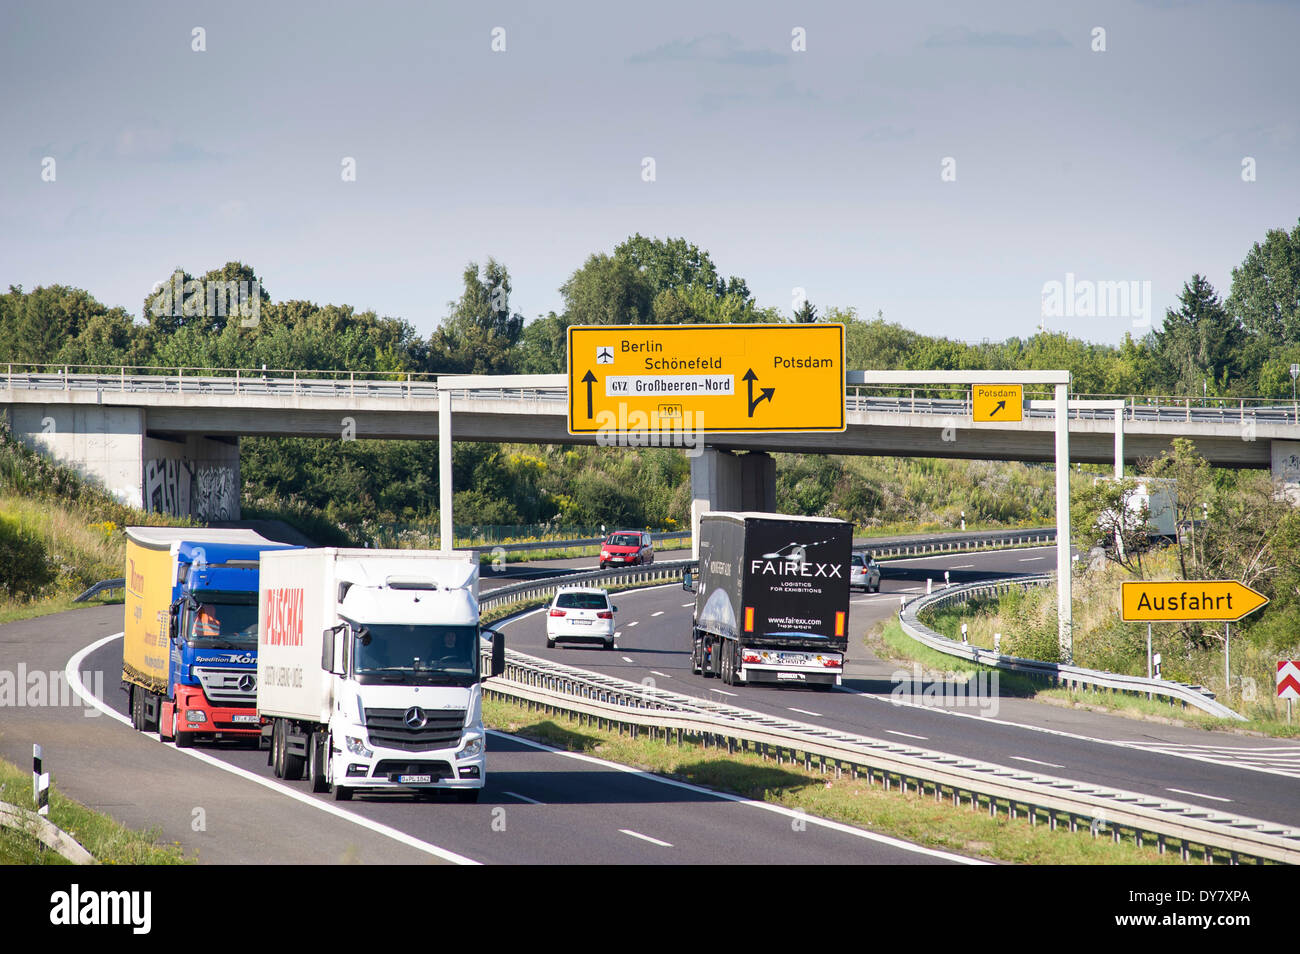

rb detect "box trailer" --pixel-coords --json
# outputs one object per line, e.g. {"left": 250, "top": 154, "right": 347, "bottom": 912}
{"left": 256, "top": 548, "right": 505, "bottom": 802}
{"left": 685, "top": 512, "right": 853, "bottom": 688}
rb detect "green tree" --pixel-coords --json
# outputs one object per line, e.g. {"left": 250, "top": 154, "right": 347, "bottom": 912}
{"left": 1151, "top": 275, "right": 1243, "bottom": 393}
{"left": 1228, "top": 218, "right": 1300, "bottom": 343}
{"left": 428, "top": 260, "right": 524, "bottom": 374}
{"left": 559, "top": 254, "right": 655, "bottom": 326}
{"left": 792, "top": 299, "right": 818, "bottom": 323}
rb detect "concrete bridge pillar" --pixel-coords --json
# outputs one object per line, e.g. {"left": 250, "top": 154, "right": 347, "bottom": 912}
{"left": 4, "top": 403, "right": 240, "bottom": 521}
{"left": 1272, "top": 439, "right": 1300, "bottom": 504}
{"left": 690, "top": 448, "right": 776, "bottom": 557}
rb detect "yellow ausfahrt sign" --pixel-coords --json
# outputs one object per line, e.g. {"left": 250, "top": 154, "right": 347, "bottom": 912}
{"left": 972, "top": 384, "right": 1023, "bottom": 423}
{"left": 567, "top": 324, "right": 845, "bottom": 435}
{"left": 1120, "top": 580, "right": 1269, "bottom": 622}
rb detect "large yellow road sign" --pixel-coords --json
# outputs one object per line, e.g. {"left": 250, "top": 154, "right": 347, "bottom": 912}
{"left": 567, "top": 324, "right": 845, "bottom": 434}
{"left": 1120, "top": 580, "right": 1269, "bottom": 622}
{"left": 972, "top": 384, "right": 1023, "bottom": 423}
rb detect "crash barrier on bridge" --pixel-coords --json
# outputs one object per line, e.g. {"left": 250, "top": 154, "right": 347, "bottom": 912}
{"left": 478, "top": 647, "right": 1299, "bottom": 865}
{"left": 9, "top": 364, "right": 1300, "bottom": 426}
{"left": 72, "top": 578, "right": 125, "bottom": 603}
{"left": 898, "top": 576, "right": 1246, "bottom": 721}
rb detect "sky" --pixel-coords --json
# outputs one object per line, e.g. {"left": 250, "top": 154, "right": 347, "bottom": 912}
{"left": 2, "top": 0, "right": 1298, "bottom": 346}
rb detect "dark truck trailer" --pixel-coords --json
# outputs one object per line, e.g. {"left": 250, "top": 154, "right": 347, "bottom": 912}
{"left": 687, "top": 512, "right": 852, "bottom": 689}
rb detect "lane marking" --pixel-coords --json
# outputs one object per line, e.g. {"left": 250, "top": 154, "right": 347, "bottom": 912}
{"left": 1166, "top": 788, "right": 1232, "bottom": 803}
{"left": 622, "top": 656, "right": 635, "bottom": 663}
{"left": 681, "top": 602, "right": 695, "bottom": 608}
{"left": 788, "top": 707, "right": 822, "bottom": 717}
{"left": 650, "top": 670, "right": 671, "bottom": 678}
{"left": 886, "top": 730, "right": 928, "bottom": 741}
{"left": 1010, "top": 756, "right": 1064, "bottom": 769}
{"left": 651, "top": 611, "right": 664, "bottom": 617}
{"left": 1018, "top": 557, "right": 1045, "bottom": 562}
{"left": 503, "top": 790, "right": 544, "bottom": 805}
{"left": 67, "top": 632, "right": 480, "bottom": 866}
{"left": 949, "top": 564, "right": 975, "bottom": 569}
{"left": 620, "top": 828, "right": 673, "bottom": 847}
{"left": 492, "top": 730, "right": 983, "bottom": 864}
{"left": 711, "top": 688, "right": 737, "bottom": 697}
{"left": 626, "top": 621, "right": 639, "bottom": 627}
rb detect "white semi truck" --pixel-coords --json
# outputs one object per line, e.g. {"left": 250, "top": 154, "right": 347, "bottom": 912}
{"left": 256, "top": 548, "right": 505, "bottom": 802}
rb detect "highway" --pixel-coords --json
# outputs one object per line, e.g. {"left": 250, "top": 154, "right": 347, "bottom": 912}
{"left": 494, "top": 546, "right": 1300, "bottom": 830}
{"left": 0, "top": 606, "right": 970, "bottom": 865}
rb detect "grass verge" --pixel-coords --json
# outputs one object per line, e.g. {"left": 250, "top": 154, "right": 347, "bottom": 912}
{"left": 0, "top": 758, "right": 191, "bottom": 864}
{"left": 482, "top": 694, "right": 1215, "bottom": 865}
{"left": 871, "top": 616, "right": 1300, "bottom": 738}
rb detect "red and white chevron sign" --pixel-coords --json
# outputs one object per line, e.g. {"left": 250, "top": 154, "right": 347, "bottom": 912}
{"left": 1278, "top": 661, "right": 1300, "bottom": 700}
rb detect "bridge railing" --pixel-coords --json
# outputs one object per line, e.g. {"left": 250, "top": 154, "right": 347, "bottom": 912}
{"left": 6, "top": 364, "right": 1299, "bottom": 423}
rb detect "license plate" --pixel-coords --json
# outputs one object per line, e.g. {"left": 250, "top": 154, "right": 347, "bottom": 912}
{"left": 231, "top": 714, "right": 259, "bottom": 724}
{"left": 779, "top": 653, "right": 809, "bottom": 665}
{"left": 612, "top": 557, "right": 625, "bottom": 561}
{"left": 399, "top": 774, "right": 432, "bottom": 784}
{"left": 776, "top": 672, "right": 803, "bottom": 680}
{"left": 572, "top": 619, "right": 592, "bottom": 625}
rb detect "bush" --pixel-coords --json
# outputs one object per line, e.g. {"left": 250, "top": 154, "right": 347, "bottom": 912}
{"left": 0, "top": 514, "right": 54, "bottom": 598}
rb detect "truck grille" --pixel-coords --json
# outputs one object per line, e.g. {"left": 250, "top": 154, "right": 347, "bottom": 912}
{"left": 364, "top": 708, "right": 465, "bottom": 752}
{"left": 193, "top": 667, "right": 256, "bottom": 705}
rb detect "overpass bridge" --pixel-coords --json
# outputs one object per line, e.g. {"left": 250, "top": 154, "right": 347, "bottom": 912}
{"left": 4, "top": 365, "right": 1300, "bottom": 520}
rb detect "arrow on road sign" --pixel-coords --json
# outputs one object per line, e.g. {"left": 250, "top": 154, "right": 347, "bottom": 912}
{"left": 992, "top": 400, "right": 1006, "bottom": 415}
{"left": 1120, "top": 580, "right": 1269, "bottom": 622}
{"left": 743, "top": 369, "right": 775, "bottom": 417}
{"left": 582, "top": 369, "right": 596, "bottom": 419}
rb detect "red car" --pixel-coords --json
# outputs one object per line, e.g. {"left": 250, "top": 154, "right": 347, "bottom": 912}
{"left": 599, "top": 531, "right": 655, "bottom": 568}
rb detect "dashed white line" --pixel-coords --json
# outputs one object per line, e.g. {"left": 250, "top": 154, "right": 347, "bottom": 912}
{"left": 681, "top": 602, "right": 695, "bottom": 608}
{"left": 1010, "top": 756, "right": 1064, "bottom": 769}
{"left": 1166, "top": 788, "right": 1232, "bottom": 803}
{"left": 1018, "top": 557, "right": 1045, "bottom": 562}
{"left": 626, "top": 620, "right": 639, "bottom": 627}
{"left": 711, "top": 688, "right": 737, "bottom": 697}
{"left": 950, "top": 564, "right": 975, "bottom": 569}
{"left": 787, "top": 707, "right": 822, "bottom": 717}
{"left": 650, "top": 670, "right": 671, "bottom": 678}
{"left": 651, "top": 611, "right": 664, "bottom": 617}
{"left": 885, "top": 730, "right": 928, "bottom": 741}
{"left": 622, "top": 656, "right": 635, "bottom": 663}
{"left": 620, "top": 829, "right": 673, "bottom": 847}
{"left": 503, "top": 790, "right": 544, "bottom": 805}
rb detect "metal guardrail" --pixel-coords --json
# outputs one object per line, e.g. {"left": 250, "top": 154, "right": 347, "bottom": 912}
{"left": 861, "top": 527, "right": 1055, "bottom": 559}
{"left": 899, "top": 576, "right": 1246, "bottom": 720}
{"left": 481, "top": 647, "right": 1298, "bottom": 864}
{"left": 475, "top": 531, "right": 690, "bottom": 555}
{"left": 480, "top": 559, "right": 696, "bottom": 614}
{"left": 72, "top": 578, "right": 125, "bottom": 603}
{"left": 7, "top": 365, "right": 1300, "bottom": 426}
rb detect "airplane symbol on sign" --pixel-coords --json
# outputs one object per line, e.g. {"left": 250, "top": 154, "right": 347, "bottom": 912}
{"left": 596, "top": 347, "right": 614, "bottom": 364}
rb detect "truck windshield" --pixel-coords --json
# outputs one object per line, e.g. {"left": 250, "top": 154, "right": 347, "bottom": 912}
{"left": 352, "top": 624, "right": 478, "bottom": 685}
{"left": 187, "top": 600, "right": 259, "bottom": 650}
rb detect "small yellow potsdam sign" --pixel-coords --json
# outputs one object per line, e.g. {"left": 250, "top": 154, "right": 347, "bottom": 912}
{"left": 972, "top": 384, "right": 1023, "bottom": 423}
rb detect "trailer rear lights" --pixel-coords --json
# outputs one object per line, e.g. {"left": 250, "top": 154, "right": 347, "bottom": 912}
{"left": 823, "top": 658, "right": 842, "bottom": 668}
{"left": 742, "top": 653, "right": 762, "bottom": 664}
{"left": 184, "top": 710, "right": 208, "bottom": 722}
{"left": 458, "top": 767, "right": 480, "bottom": 779}
{"left": 346, "top": 764, "right": 368, "bottom": 777}
{"left": 743, "top": 607, "right": 754, "bottom": 632}
{"left": 834, "top": 611, "right": 845, "bottom": 637}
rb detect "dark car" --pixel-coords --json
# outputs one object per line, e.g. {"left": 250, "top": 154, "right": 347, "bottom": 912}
{"left": 600, "top": 531, "right": 654, "bottom": 569}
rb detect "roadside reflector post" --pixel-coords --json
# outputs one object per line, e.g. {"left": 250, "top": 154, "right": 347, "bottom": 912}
{"left": 945, "top": 570, "right": 950, "bottom": 587}
{"left": 926, "top": 578, "right": 933, "bottom": 595}
{"left": 961, "top": 622, "right": 968, "bottom": 645}
{"left": 994, "top": 633, "right": 1001, "bottom": 655}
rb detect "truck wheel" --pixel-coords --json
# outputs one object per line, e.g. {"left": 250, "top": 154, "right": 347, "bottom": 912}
{"left": 271, "top": 720, "right": 285, "bottom": 778}
{"left": 690, "top": 639, "right": 702, "bottom": 675}
{"left": 333, "top": 784, "right": 353, "bottom": 801}
{"left": 308, "top": 733, "right": 329, "bottom": 793}
{"left": 130, "top": 687, "right": 144, "bottom": 731}
{"left": 173, "top": 711, "right": 193, "bottom": 748}
{"left": 284, "top": 737, "right": 305, "bottom": 781}
{"left": 456, "top": 789, "right": 480, "bottom": 804}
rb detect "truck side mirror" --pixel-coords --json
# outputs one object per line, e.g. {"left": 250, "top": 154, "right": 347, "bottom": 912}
{"left": 481, "top": 629, "right": 506, "bottom": 678}
{"left": 682, "top": 570, "right": 695, "bottom": 593}
{"left": 322, "top": 624, "right": 346, "bottom": 675}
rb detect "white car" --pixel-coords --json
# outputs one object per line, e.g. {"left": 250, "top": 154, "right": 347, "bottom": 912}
{"left": 546, "top": 587, "right": 617, "bottom": 650}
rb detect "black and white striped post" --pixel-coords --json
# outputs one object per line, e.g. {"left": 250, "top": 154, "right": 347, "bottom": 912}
{"left": 33, "top": 744, "right": 49, "bottom": 816}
